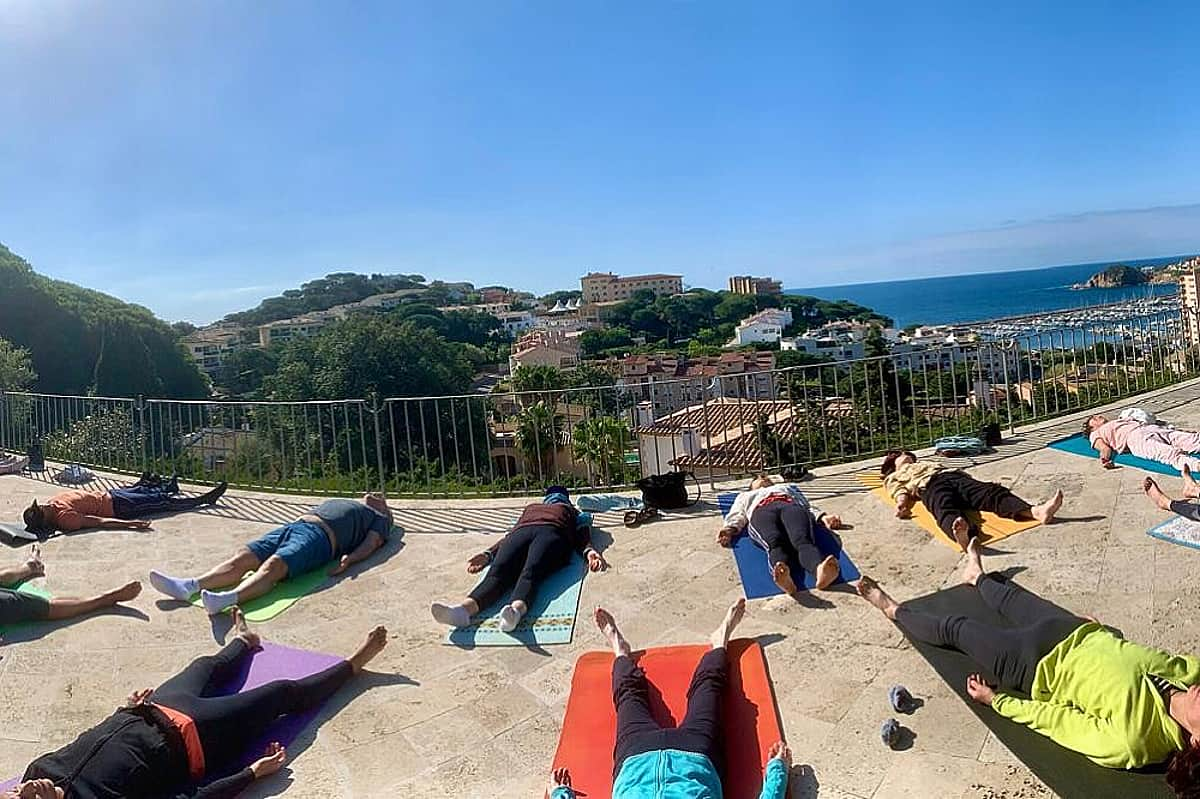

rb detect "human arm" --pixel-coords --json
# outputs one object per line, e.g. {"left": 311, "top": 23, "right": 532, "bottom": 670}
{"left": 329, "top": 531, "right": 384, "bottom": 576}
{"left": 76, "top": 515, "right": 151, "bottom": 531}
{"left": 573, "top": 521, "right": 607, "bottom": 572}
{"left": 718, "top": 492, "right": 753, "bottom": 546}
{"left": 757, "top": 741, "right": 791, "bottom": 799}
{"left": 990, "top": 692, "right": 1129, "bottom": 767}
{"left": 809, "top": 505, "right": 843, "bottom": 530}
{"left": 1095, "top": 441, "right": 1117, "bottom": 469}
{"left": 185, "top": 743, "right": 286, "bottom": 799}
{"left": 468, "top": 533, "right": 509, "bottom": 573}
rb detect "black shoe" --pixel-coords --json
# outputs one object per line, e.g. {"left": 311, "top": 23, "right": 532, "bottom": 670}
{"left": 165, "top": 475, "right": 181, "bottom": 495}
{"left": 200, "top": 481, "right": 228, "bottom": 506}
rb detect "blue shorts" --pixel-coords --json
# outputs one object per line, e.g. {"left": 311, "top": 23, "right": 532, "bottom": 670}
{"left": 246, "top": 521, "right": 333, "bottom": 577}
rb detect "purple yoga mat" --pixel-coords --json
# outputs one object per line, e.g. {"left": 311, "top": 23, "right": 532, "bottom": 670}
{"left": 0, "top": 642, "right": 344, "bottom": 792}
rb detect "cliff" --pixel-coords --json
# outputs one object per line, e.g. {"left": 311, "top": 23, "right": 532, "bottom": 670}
{"left": 1081, "top": 264, "right": 1150, "bottom": 289}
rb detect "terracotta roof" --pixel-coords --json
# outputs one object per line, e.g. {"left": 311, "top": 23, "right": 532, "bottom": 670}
{"left": 634, "top": 398, "right": 793, "bottom": 436}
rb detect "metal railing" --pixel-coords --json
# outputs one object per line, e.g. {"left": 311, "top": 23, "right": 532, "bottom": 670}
{"left": 0, "top": 306, "right": 1194, "bottom": 497}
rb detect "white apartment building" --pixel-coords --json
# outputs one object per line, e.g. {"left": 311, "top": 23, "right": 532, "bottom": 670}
{"left": 619, "top": 351, "right": 777, "bottom": 416}
{"left": 580, "top": 272, "right": 683, "bottom": 303}
{"left": 508, "top": 329, "right": 581, "bottom": 373}
{"left": 257, "top": 313, "right": 336, "bottom": 347}
{"left": 183, "top": 326, "right": 245, "bottom": 377}
{"left": 495, "top": 310, "right": 537, "bottom": 337}
{"left": 1180, "top": 266, "right": 1200, "bottom": 346}
{"left": 729, "top": 308, "right": 793, "bottom": 347}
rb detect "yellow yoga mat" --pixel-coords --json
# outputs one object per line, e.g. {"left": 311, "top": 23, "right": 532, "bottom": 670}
{"left": 856, "top": 472, "right": 1040, "bottom": 549}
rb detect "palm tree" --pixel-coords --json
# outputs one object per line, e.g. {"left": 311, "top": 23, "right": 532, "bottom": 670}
{"left": 514, "top": 401, "right": 564, "bottom": 478}
{"left": 572, "top": 416, "right": 630, "bottom": 485}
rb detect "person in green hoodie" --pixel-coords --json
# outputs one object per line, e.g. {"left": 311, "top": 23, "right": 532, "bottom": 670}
{"left": 547, "top": 599, "right": 791, "bottom": 799}
{"left": 857, "top": 539, "right": 1200, "bottom": 791}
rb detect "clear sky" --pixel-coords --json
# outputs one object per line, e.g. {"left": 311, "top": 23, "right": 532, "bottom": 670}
{"left": 3, "top": 1, "right": 1200, "bottom": 323}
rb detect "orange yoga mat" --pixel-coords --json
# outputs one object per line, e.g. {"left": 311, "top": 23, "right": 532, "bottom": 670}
{"left": 548, "top": 639, "right": 783, "bottom": 799}
{"left": 856, "top": 472, "right": 1040, "bottom": 549}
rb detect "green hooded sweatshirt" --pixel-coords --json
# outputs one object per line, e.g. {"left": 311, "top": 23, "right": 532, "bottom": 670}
{"left": 992, "top": 622, "right": 1200, "bottom": 769}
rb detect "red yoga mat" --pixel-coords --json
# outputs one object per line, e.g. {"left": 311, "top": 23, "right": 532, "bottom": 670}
{"left": 548, "top": 639, "right": 784, "bottom": 799}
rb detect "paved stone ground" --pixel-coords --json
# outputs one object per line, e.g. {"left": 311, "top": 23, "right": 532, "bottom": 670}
{"left": 3, "top": 379, "right": 1200, "bottom": 798}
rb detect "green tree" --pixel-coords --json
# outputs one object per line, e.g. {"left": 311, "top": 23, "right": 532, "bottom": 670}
{"left": 572, "top": 416, "right": 631, "bottom": 484}
{"left": 219, "top": 347, "right": 281, "bottom": 396}
{"left": 0, "top": 338, "right": 36, "bottom": 391}
{"left": 510, "top": 364, "right": 566, "bottom": 406}
{"left": 514, "top": 401, "right": 563, "bottom": 476}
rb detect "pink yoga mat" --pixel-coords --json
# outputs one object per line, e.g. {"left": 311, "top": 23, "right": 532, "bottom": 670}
{"left": 1, "top": 641, "right": 343, "bottom": 792}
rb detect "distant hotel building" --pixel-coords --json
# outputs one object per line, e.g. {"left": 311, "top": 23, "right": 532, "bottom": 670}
{"left": 509, "top": 329, "right": 581, "bottom": 373}
{"left": 1180, "top": 264, "right": 1200, "bottom": 346}
{"left": 580, "top": 272, "right": 683, "bottom": 303}
{"left": 729, "top": 308, "right": 793, "bottom": 347}
{"left": 728, "top": 275, "right": 783, "bottom": 296}
{"left": 619, "top": 351, "right": 777, "bottom": 416}
{"left": 182, "top": 325, "right": 245, "bottom": 377}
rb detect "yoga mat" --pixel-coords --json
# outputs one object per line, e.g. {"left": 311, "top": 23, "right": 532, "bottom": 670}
{"left": 856, "top": 472, "right": 1039, "bottom": 549}
{"left": 717, "top": 493, "right": 860, "bottom": 598}
{"left": 547, "top": 639, "right": 783, "bottom": 799}
{"left": 1148, "top": 514, "right": 1200, "bottom": 552}
{"left": 0, "top": 583, "right": 50, "bottom": 636}
{"left": 904, "top": 585, "right": 1171, "bottom": 799}
{"left": 0, "top": 642, "right": 344, "bottom": 793}
{"left": 0, "top": 521, "right": 38, "bottom": 546}
{"left": 1049, "top": 433, "right": 1181, "bottom": 476}
{"left": 447, "top": 553, "right": 586, "bottom": 647}
{"left": 188, "top": 567, "right": 330, "bottom": 623}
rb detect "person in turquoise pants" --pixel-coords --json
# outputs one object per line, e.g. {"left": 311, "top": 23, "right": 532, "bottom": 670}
{"left": 548, "top": 599, "right": 791, "bottom": 799}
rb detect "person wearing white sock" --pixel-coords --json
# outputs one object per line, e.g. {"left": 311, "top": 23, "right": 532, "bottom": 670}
{"left": 430, "top": 487, "right": 608, "bottom": 632}
{"left": 149, "top": 494, "right": 396, "bottom": 615}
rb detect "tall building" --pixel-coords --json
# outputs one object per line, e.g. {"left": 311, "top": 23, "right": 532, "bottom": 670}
{"left": 1181, "top": 267, "right": 1200, "bottom": 346}
{"left": 580, "top": 272, "right": 683, "bottom": 303}
{"left": 728, "top": 275, "right": 783, "bottom": 295}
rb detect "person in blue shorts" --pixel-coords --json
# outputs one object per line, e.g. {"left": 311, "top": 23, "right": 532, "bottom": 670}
{"left": 148, "top": 493, "right": 394, "bottom": 614}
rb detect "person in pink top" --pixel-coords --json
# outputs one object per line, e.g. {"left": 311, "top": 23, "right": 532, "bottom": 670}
{"left": 1083, "top": 413, "right": 1200, "bottom": 473}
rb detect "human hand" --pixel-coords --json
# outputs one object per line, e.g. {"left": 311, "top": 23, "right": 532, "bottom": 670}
{"left": 550, "top": 766, "right": 572, "bottom": 790}
{"left": 125, "top": 688, "right": 153, "bottom": 708}
{"left": 716, "top": 527, "right": 734, "bottom": 547}
{"left": 127, "top": 520, "right": 152, "bottom": 530}
{"left": 966, "top": 673, "right": 995, "bottom": 705}
{"left": 895, "top": 504, "right": 912, "bottom": 519}
{"left": 329, "top": 555, "right": 351, "bottom": 576}
{"left": 587, "top": 550, "right": 607, "bottom": 572}
{"left": 250, "top": 742, "right": 287, "bottom": 779}
{"left": 15, "top": 780, "right": 58, "bottom": 799}
{"left": 767, "top": 740, "right": 792, "bottom": 767}
{"left": 824, "top": 514, "right": 843, "bottom": 530}
{"left": 1101, "top": 458, "right": 1117, "bottom": 470}
{"left": 467, "top": 553, "right": 490, "bottom": 574}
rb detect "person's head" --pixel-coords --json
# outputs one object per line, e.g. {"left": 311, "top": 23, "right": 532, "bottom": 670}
{"left": 749, "top": 474, "right": 774, "bottom": 491}
{"left": 22, "top": 501, "right": 48, "bottom": 534}
{"left": 361, "top": 492, "right": 394, "bottom": 529}
{"left": 1083, "top": 414, "right": 1108, "bottom": 435}
{"left": 881, "top": 450, "right": 916, "bottom": 477}
{"left": 543, "top": 486, "right": 571, "bottom": 506}
{"left": 1168, "top": 734, "right": 1200, "bottom": 798}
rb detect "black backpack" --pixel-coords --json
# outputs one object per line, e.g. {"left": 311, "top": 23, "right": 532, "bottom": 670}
{"left": 635, "top": 471, "right": 701, "bottom": 510}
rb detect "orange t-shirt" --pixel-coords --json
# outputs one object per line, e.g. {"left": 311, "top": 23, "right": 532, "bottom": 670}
{"left": 46, "top": 490, "right": 114, "bottom": 532}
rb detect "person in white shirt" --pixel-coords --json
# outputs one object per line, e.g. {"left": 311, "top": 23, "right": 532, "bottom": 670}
{"left": 717, "top": 475, "right": 845, "bottom": 596}
{"left": 1084, "top": 411, "right": 1200, "bottom": 473}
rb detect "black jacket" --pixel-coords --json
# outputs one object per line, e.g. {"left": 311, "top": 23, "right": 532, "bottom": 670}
{"left": 22, "top": 706, "right": 255, "bottom": 799}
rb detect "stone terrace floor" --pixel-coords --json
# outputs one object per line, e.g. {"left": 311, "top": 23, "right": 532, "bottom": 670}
{"left": 5, "top": 378, "right": 1200, "bottom": 798}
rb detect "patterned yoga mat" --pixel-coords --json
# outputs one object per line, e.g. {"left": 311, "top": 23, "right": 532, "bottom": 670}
{"left": 447, "top": 553, "right": 587, "bottom": 647}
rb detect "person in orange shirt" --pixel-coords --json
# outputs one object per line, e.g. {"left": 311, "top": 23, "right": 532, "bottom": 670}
{"left": 22, "top": 479, "right": 227, "bottom": 535}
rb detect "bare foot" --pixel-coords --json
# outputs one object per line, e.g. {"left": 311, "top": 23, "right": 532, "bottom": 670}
{"left": 1184, "top": 465, "right": 1200, "bottom": 500}
{"left": 1031, "top": 490, "right": 1064, "bottom": 524}
{"left": 1143, "top": 477, "right": 1173, "bottom": 512}
{"left": 231, "top": 606, "right": 261, "bottom": 650}
{"left": 108, "top": 581, "right": 142, "bottom": 604}
{"left": 951, "top": 517, "right": 971, "bottom": 552}
{"left": 348, "top": 626, "right": 388, "bottom": 673}
{"left": 771, "top": 561, "right": 799, "bottom": 597}
{"left": 961, "top": 538, "right": 984, "bottom": 586}
{"left": 814, "top": 555, "right": 840, "bottom": 590}
{"left": 711, "top": 598, "right": 746, "bottom": 649}
{"left": 856, "top": 576, "right": 899, "bottom": 620}
{"left": 594, "top": 607, "right": 631, "bottom": 657}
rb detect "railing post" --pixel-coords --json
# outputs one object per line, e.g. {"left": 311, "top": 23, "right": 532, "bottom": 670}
{"left": 136, "top": 394, "right": 147, "bottom": 471}
{"left": 369, "top": 392, "right": 386, "bottom": 494}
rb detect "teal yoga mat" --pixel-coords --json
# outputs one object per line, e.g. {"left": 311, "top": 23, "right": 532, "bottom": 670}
{"left": 1049, "top": 434, "right": 1181, "bottom": 476}
{"left": 447, "top": 553, "right": 586, "bottom": 647}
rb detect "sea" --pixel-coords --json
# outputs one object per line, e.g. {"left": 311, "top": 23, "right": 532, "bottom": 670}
{"left": 788, "top": 256, "right": 1190, "bottom": 329}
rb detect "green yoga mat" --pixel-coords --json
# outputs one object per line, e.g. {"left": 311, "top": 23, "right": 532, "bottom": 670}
{"left": 0, "top": 583, "right": 51, "bottom": 635}
{"left": 187, "top": 568, "right": 329, "bottom": 622}
{"left": 447, "top": 554, "right": 586, "bottom": 647}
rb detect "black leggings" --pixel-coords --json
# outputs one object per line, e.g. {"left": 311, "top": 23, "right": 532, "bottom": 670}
{"left": 895, "top": 573, "right": 1085, "bottom": 693}
{"left": 1170, "top": 500, "right": 1200, "bottom": 522}
{"left": 750, "top": 502, "right": 825, "bottom": 577}
{"left": 153, "top": 638, "right": 353, "bottom": 774}
{"left": 110, "top": 485, "right": 209, "bottom": 519}
{"left": 612, "top": 648, "right": 726, "bottom": 779}
{"left": 923, "top": 471, "right": 1032, "bottom": 541}
{"left": 468, "top": 524, "right": 572, "bottom": 609}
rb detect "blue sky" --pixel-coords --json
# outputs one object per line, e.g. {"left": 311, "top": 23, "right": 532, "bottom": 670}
{"left": 2, "top": 1, "right": 1199, "bottom": 323}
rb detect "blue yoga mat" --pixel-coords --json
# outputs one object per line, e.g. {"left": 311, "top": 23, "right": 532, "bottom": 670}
{"left": 718, "top": 493, "right": 861, "bottom": 599}
{"left": 1048, "top": 434, "right": 1181, "bottom": 476}
{"left": 1148, "top": 515, "right": 1200, "bottom": 552}
{"left": 447, "top": 553, "right": 586, "bottom": 647}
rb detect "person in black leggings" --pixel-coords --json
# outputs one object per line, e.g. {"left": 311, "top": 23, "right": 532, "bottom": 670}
{"left": 431, "top": 487, "right": 608, "bottom": 634}
{"left": 6, "top": 609, "right": 388, "bottom": 799}
{"left": 1144, "top": 472, "right": 1200, "bottom": 523}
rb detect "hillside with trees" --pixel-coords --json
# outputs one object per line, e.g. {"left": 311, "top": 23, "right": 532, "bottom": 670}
{"left": 223, "top": 271, "right": 428, "bottom": 326}
{"left": 0, "top": 244, "right": 208, "bottom": 397}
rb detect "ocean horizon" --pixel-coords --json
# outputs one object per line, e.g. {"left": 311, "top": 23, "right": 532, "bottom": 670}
{"left": 787, "top": 256, "right": 1191, "bottom": 328}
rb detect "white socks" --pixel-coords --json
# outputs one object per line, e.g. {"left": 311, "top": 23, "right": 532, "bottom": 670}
{"left": 498, "top": 603, "right": 524, "bottom": 633}
{"left": 149, "top": 570, "right": 199, "bottom": 601}
{"left": 431, "top": 602, "right": 471, "bottom": 628}
{"left": 201, "top": 589, "right": 239, "bottom": 615}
